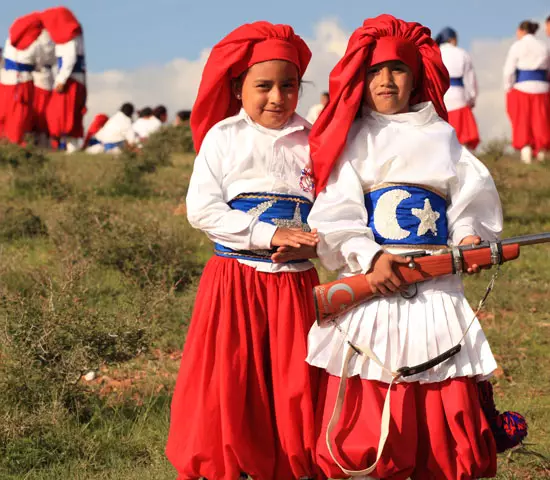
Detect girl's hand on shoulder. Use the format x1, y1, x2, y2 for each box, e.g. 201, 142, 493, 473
366, 252, 411, 296
270, 227, 319, 248
271, 245, 318, 263
458, 235, 486, 274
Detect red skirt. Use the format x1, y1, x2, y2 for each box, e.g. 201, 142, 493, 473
448, 106, 480, 150
166, 256, 323, 480
506, 89, 550, 154
33, 87, 51, 134
0, 81, 34, 144
316, 373, 497, 480
46, 78, 87, 139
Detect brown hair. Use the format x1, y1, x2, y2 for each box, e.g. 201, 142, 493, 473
518, 20, 539, 34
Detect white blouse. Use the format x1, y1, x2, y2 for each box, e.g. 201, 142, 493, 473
95, 111, 138, 146
54, 35, 85, 86
306, 102, 503, 384
0, 30, 54, 85
503, 34, 550, 93
439, 43, 478, 111
186, 109, 315, 273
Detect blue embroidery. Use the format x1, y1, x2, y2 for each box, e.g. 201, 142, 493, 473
364, 185, 448, 246
214, 192, 312, 263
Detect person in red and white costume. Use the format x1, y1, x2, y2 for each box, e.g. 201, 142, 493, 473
306, 14, 526, 480
86, 103, 137, 154
0, 12, 53, 144
436, 27, 480, 150
41, 6, 87, 153
504, 20, 550, 164
166, 21, 324, 480
82, 113, 109, 150
32, 62, 56, 147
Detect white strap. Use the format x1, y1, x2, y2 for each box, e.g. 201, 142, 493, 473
326, 345, 401, 477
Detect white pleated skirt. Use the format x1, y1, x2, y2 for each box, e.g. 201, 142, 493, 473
306, 274, 497, 384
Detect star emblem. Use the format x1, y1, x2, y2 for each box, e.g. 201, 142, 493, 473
411, 198, 440, 236
272, 203, 311, 232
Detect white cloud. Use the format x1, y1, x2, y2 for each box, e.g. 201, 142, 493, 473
85, 18, 539, 144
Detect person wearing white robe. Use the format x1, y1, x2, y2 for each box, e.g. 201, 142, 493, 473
503, 20, 550, 163
86, 103, 138, 154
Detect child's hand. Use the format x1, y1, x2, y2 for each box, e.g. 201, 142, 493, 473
458, 235, 486, 274
270, 227, 319, 248
366, 252, 411, 296
271, 244, 318, 263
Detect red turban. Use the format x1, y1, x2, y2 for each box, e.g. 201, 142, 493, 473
190, 21, 312, 152
310, 14, 450, 194
83, 114, 109, 148
10, 12, 43, 50
41, 6, 82, 44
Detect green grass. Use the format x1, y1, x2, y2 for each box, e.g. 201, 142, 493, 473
0, 142, 549, 479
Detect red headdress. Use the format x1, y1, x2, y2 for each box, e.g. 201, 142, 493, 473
190, 21, 312, 152
41, 6, 82, 44
310, 14, 450, 194
9, 12, 43, 50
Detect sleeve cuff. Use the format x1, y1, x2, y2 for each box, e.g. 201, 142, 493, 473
341, 237, 382, 274
250, 221, 278, 250
450, 224, 476, 246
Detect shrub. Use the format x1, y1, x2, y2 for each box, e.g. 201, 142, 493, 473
0, 207, 48, 240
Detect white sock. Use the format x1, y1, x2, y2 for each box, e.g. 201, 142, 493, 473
520, 146, 532, 164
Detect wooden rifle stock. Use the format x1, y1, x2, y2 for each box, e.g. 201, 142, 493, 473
313, 243, 521, 324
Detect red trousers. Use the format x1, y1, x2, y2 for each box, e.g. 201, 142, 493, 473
0, 81, 34, 144
166, 256, 322, 480
507, 88, 550, 154
448, 106, 480, 150
316, 373, 497, 480
46, 78, 87, 139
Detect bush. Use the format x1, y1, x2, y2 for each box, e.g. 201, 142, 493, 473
0, 207, 48, 240
0, 141, 48, 169
55, 201, 201, 291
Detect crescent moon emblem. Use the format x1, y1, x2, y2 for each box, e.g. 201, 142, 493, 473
327, 283, 356, 307
373, 189, 411, 240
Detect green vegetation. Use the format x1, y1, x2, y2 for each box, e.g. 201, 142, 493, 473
0, 132, 548, 479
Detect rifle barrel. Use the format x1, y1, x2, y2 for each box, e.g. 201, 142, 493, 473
501, 233, 550, 247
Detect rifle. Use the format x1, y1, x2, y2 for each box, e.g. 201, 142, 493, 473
313, 233, 550, 324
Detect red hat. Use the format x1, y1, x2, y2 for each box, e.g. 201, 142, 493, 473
41, 6, 82, 44
83, 114, 109, 148
310, 14, 450, 194
190, 21, 312, 152
9, 12, 43, 50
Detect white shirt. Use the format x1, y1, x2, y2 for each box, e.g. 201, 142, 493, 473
0, 30, 54, 85
306, 102, 502, 384
95, 111, 138, 145
306, 103, 324, 124
133, 116, 162, 139
54, 34, 85, 86
439, 43, 478, 111
503, 34, 550, 93
186, 109, 314, 273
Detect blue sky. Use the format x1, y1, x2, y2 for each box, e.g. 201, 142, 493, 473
1, 0, 549, 72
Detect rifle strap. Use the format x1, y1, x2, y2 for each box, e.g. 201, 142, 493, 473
326, 266, 501, 477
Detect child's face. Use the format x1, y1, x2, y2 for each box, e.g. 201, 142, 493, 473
237, 60, 300, 129
364, 60, 414, 115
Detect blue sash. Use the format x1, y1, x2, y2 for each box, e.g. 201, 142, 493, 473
4, 58, 34, 72
104, 141, 124, 151
57, 55, 86, 74
449, 77, 464, 87
214, 192, 312, 263
364, 184, 448, 247
515, 69, 548, 83
88, 137, 100, 147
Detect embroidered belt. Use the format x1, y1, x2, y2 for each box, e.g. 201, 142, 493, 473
364, 183, 448, 248
57, 55, 86, 74
214, 192, 312, 263
449, 77, 464, 87
4, 58, 34, 72
515, 69, 548, 83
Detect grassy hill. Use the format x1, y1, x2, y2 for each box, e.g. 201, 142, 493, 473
0, 137, 548, 479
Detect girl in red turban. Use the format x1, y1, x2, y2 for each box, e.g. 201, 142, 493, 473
166, 21, 324, 480
305, 14, 524, 479
41, 6, 86, 153
0, 12, 51, 144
